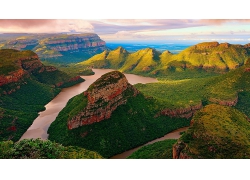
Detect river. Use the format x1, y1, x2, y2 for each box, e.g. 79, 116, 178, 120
110, 127, 188, 159
20, 69, 158, 140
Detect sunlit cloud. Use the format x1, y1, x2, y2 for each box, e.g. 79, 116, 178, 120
0, 19, 250, 43
0, 19, 94, 33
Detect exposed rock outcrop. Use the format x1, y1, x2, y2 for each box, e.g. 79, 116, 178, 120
0, 69, 27, 87
209, 96, 238, 106
173, 141, 191, 159
157, 101, 203, 119
67, 71, 139, 129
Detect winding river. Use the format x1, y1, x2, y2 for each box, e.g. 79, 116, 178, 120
20, 69, 158, 141
110, 127, 188, 159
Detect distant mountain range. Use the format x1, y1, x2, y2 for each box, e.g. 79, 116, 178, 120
79, 42, 250, 76
0, 33, 108, 63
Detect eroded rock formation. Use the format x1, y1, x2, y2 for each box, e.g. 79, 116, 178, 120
67, 71, 139, 129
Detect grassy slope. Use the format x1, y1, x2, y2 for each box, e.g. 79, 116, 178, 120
78, 42, 250, 77
179, 104, 250, 158
127, 139, 177, 159
135, 59, 250, 111
48, 92, 190, 158
0, 49, 36, 75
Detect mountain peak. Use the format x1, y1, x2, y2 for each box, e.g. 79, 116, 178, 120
114, 46, 128, 54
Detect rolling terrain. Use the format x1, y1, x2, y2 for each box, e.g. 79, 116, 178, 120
79, 42, 250, 77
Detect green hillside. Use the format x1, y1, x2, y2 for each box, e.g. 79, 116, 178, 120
79, 42, 250, 77
176, 104, 250, 158
0, 139, 103, 159
0, 49, 36, 75
135, 58, 250, 115
127, 139, 177, 159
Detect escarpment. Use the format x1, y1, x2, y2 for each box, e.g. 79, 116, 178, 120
0, 33, 108, 63
40, 34, 107, 54
67, 71, 139, 129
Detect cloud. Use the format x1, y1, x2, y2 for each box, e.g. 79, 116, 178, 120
90, 19, 205, 35
0, 19, 94, 33
199, 19, 250, 25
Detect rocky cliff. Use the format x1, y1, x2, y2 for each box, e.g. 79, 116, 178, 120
0, 33, 108, 63
67, 71, 139, 129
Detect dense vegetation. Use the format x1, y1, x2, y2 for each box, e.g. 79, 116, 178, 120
0, 79, 60, 142
178, 104, 250, 158
48, 92, 190, 158
78, 42, 250, 77
127, 139, 177, 159
0, 139, 103, 159
0, 49, 85, 141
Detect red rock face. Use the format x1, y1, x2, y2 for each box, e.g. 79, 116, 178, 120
245, 68, 250, 72
67, 71, 139, 130
158, 101, 203, 119
209, 96, 238, 106
0, 69, 27, 86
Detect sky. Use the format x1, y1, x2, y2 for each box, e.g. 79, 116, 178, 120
0, 19, 250, 44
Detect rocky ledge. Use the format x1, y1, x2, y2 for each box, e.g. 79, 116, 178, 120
67, 71, 139, 129
156, 101, 203, 119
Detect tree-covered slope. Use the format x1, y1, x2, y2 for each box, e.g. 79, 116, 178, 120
174, 104, 250, 159
0, 49, 84, 141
